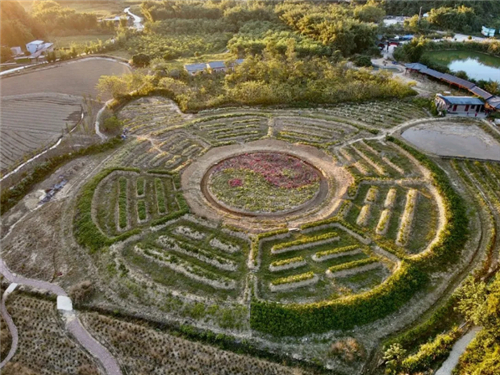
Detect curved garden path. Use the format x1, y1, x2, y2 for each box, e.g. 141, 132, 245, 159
0, 284, 18, 368
435, 327, 481, 375
0, 258, 122, 375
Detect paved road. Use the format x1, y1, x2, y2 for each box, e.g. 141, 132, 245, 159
0, 258, 122, 374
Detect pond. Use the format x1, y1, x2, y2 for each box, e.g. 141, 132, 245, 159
423, 50, 500, 81
402, 123, 500, 161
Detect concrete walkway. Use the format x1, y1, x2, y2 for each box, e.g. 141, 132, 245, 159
0, 258, 122, 374
435, 327, 481, 375
0, 284, 19, 368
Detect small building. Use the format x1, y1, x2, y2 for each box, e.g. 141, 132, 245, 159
435, 95, 485, 116
26, 40, 45, 54
486, 96, 500, 113
25, 40, 54, 59
184, 63, 207, 76
207, 61, 226, 73
10, 46, 23, 57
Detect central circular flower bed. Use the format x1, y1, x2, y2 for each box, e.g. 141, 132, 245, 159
206, 152, 322, 214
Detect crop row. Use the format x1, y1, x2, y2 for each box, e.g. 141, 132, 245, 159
157, 235, 237, 271
451, 160, 498, 275
271, 232, 339, 254
396, 189, 418, 246
137, 245, 237, 290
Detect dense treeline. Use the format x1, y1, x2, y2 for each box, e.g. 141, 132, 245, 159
98, 43, 415, 112
227, 21, 332, 58
31, 0, 98, 34
384, 0, 500, 18
0, 0, 111, 55
275, 1, 383, 57
0, 0, 45, 48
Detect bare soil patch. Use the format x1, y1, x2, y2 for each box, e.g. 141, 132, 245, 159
1, 58, 130, 99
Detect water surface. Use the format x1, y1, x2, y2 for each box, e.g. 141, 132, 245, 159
402, 123, 500, 161
423, 51, 500, 81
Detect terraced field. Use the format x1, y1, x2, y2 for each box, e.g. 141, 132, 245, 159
1, 58, 130, 98
0, 94, 82, 171
93, 170, 182, 235
119, 217, 249, 299
0, 58, 131, 173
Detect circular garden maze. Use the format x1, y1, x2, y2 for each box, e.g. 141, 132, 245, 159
74, 97, 468, 341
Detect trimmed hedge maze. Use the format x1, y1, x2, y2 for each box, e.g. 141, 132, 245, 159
257, 224, 389, 303
120, 218, 249, 300
93, 170, 182, 236
186, 115, 269, 146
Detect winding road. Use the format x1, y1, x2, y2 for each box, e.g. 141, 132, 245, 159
0, 258, 122, 375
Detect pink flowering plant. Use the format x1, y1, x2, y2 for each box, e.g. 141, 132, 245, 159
208, 152, 321, 213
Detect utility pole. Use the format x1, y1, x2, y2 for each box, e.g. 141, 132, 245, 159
418, 6, 423, 25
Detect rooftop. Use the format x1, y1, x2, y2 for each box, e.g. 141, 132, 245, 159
207, 61, 225, 69
441, 73, 476, 89
487, 96, 500, 109
470, 86, 494, 100
405, 63, 427, 71
184, 63, 207, 72
438, 95, 484, 105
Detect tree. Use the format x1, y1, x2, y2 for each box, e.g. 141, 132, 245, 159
132, 53, 151, 67
101, 116, 122, 134
1, 46, 12, 63
393, 37, 426, 62
354, 0, 385, 23
484, 80, 500, 95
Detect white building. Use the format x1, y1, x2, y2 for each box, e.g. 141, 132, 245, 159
24, 40, 54, 61
26, 40, 45, 54
10, 46, 23, 56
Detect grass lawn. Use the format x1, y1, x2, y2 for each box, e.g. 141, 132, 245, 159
49, 34, 114, 48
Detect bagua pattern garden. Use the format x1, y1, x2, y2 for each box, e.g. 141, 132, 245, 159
72, 96, 451, 341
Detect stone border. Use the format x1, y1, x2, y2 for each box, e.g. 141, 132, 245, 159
203, 152, 325, 217
181, 139, 354, 233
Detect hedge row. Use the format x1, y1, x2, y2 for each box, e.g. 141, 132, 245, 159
1, 137, 122, 215
327, 257, 378, 273
271, 232, 338, 252
251, 261, 427, 336
73, 167, 141, 253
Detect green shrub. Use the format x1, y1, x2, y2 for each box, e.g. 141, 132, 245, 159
73, 168, 141, 253
250, 262, 427, 336
102, 115, 123, 134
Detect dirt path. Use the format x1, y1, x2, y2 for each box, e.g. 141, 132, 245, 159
435, 327, 481, 375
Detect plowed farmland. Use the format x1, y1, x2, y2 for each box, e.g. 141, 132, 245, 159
0, 58, 130, 173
